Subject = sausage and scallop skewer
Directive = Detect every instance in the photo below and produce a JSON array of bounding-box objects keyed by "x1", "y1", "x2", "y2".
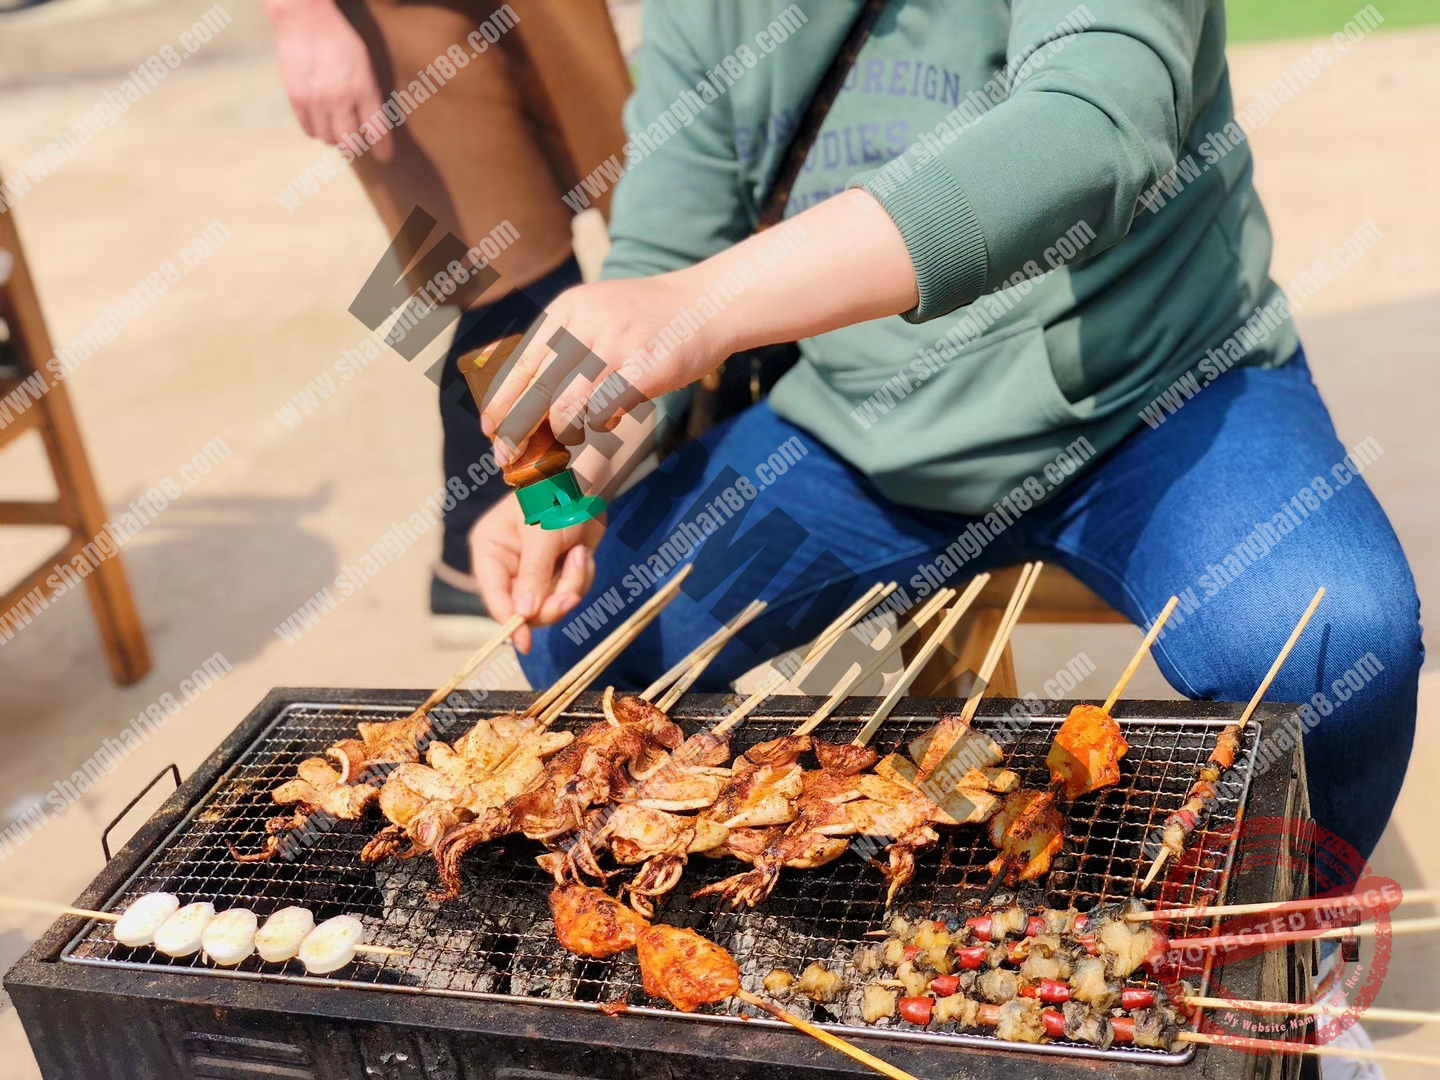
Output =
[{"x1": 1140, "y1": 587, "x2": 1326, "y2": 891}]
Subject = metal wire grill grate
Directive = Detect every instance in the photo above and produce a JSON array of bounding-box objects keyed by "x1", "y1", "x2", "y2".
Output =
[{"x1": 62, "y1": 699, "x2": 1256, "y2": 1064}]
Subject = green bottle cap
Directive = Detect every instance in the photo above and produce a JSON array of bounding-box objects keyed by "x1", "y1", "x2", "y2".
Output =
[{"x1": 514, "y1": 468, "x2": 607, "y2": 531}]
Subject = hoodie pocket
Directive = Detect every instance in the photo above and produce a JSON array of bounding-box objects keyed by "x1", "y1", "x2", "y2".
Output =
[{"x1": 839, "y1": 317, "x2": 1086, "y2": 476}]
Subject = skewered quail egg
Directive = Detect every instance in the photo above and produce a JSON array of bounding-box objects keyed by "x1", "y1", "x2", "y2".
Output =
[
  {"x1": 112, "y1": 892, "x2": 179, "y2": 948},
  {"x1": 201, "y1": 908, "x2": 258, "y2": 966},
  {"x1": 254, "y1": 905, "x2": 316, "y2": 963},
  {"x1": 153, "y1": 902, "x2": 216, "y2": 957}
]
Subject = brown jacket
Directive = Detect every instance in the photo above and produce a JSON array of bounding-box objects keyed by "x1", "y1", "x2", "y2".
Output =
[{"x1": 344, "y1": 0, "x2": 631, "y2": 298}]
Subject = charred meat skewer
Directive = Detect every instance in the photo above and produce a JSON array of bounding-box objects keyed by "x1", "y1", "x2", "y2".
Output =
[
  {"x1": 985, "y1": 594, "x2": 1180, "y2": 897},
  {"x1": 549, "y1": 885, "x2": 923, "y2": 1080},
  {"x1": 1142, "y1": 587, "x2": 1325, "y2": 891}
]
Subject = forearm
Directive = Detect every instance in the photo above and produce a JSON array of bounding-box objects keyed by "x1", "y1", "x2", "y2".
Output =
[
  {"x1": 483, "y1": 192, "x2": 917, "y2": 462},
  {"x1": 263, "y1": 0, "x2": 335, "y2": 22},
  {"x1": 680, "y1": 189, "x2": 919, "y2": 358}
]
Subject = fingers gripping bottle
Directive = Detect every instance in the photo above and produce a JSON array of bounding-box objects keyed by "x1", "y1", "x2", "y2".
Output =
[{"x1": 458, "y1": 333, "x2": 607, "y2": 531}]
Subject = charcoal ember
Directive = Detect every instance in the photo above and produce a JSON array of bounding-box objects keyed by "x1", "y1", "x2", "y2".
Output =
[{"x1": 508, "y1": 916, "x2": 582, "y2": 1000}]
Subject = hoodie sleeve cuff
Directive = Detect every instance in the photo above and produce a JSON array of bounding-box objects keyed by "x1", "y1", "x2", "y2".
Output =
[{"x1": 852, "y1": 159, "x2": 989, "y2": 323}]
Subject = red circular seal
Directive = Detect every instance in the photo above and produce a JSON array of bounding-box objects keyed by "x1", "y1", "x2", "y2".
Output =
[{"x1": 1145, "y1": 815, "x2": 1394, "y2": 1049}]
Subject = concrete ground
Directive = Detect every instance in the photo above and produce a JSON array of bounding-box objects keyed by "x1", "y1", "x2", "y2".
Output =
[{"x1": 0, "y1": 3, "x2": 1435, "y2": 1077}]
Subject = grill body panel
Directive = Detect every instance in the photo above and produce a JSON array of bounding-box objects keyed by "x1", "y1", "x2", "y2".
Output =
[{"x1": 7, "y1": 688, "x2": 1315, "y2": 1080}]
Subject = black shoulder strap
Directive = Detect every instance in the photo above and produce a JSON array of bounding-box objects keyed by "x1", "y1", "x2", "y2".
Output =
[{"x1": 755, "y1": 0, "x2": 888, "y2": 230}]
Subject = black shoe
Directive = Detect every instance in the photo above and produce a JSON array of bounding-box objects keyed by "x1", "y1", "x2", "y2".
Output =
[{"x1": 430, "y1": 573, "x2": 490, "y2": 617}]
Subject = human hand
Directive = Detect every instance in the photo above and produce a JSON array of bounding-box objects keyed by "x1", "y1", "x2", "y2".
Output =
[
  {"x1": 468, "y1": 495, "x2": 605, "y2": 654},
  {"x1": 479, "y1": 273, "x2": 730, "y2": 468},
  {"x1": 266, "y1": 0, "x2": 394, "y2": 162},
  {"x1": 477, "y1": 190, "x2": 917, "y2": 468}
]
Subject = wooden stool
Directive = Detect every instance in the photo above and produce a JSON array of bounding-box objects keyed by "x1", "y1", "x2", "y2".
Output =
[
  {"x1": 0, "y1": 200, "x2": 151, "y2": 684},
  {"x1": 920, "y1": 565, "x2": 1128, "y2": 698}
]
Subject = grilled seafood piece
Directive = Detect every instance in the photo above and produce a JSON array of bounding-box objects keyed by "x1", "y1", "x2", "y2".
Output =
[
  {"x1": 326, "y1": 714, "x2": 435, "y2": 783},
  {"x1": 1046, "y1": 704, "x2": 1129, "y2": 802},
  {"x1": 526, "y1": 695, "x2": 736, "y2": 908},
  {"x1": 550, "y1": 883, "x2": 649, "y2": 959},
  {"x1": 697, "y1": 732, "x2": 1020, "y2": 909},
  {"x1": 636, "y1": 923, "x2": 741, "y2": 1012},
  {"x1": 986, "y1": 788, "x2": 1066, "y2": 884},
  {"x1": 703, "y1": 744, "x2": 807, "y2": 829},
  {"x1": 431, "y1": 701, "x2": 685, "y2": 900},
  {"x1": 362, "y1": 728, "x2": 575, "y2": 863},
  {"x1": 694, "y1": 741, "x2": 875, "y2": 908},
  {"x1": 230, "y1": 757, "x2": 380, "y2": 862}
]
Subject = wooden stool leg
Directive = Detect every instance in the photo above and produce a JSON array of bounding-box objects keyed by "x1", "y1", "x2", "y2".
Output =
[
  {"x1": 1, "y1": 201, "x2": 151, "y2": 685},
  {"x1": 990, "y1": 641, "x2": 1019, "y2": 698},
  {"x1": 40, "y1": 391, "x2": 151, "y2": 684}
]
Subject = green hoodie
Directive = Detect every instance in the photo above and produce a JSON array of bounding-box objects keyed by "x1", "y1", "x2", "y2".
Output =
[{"x1": 601, "y1": 0, "x2": 1298, "y2": 514}]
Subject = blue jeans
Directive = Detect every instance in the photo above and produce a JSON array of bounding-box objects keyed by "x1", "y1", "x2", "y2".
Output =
[{"x1": 518, "y1": 352, "x2": 1421, "y2": 861}]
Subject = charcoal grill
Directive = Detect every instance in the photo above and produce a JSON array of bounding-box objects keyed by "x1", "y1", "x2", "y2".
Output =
[{"x1": 7, "y1": 688, "x2": 1318, "y2": 1080}]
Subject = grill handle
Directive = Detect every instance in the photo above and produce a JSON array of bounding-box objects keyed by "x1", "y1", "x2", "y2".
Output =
[{"x1": 102, "y1": 763, "x2": 180, "y2": 862}]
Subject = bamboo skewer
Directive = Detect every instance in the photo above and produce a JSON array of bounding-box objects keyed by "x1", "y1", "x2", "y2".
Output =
[
  {"x1": 1235, "y1": 586, "x2": 1328, "y2": 731},
  {"x1": 709, "y1": 584, "x2": 896, "y2": 740},
  {"x1": 1178, "y1": 1029, "x2": 1440, "y2": 1069},
  {"x1": 1103, "y1": 596, "x2": 1180, "y2": 713},
  {"x1": 654, "y1": 600, "x2": 768, "y2": 712},
  {"x1": 1170, "y1": 914, "x2": 1440, "y2": 952},
  {"x1": 789, "y1": 583, "x2": 897, "y2": 691},
  {"x1": 653, "y1": 601, "x2": 768, "y2": 711},
  {"x1": 791, "y1": 588, "x2": 957, "y2": 738},
  {"x1": 956, "y1": 562, "x2": 1043, "y2": 727},
  {"x1": 481, "y1": 569, "x2": 695, "y2": 781},
  {"x1": 1181, "y1": 994, "x2": 1440, "y2": 1027},
  {"x1": 524, "y1": 565, "x2": 694, "y2": 721},
  {"x1": 410, "y1": 614, "x2": 526, "y2": 721},
  {"x1": 535, "y1": 569, "x2": 695, "y2": 728},
  {"x1": 851, "y1": 574, "x2": 993, "y2": 748},
  {"x1": 641, "y1": 599, "x2": 768, "y2": 706},
  {"x1": 1126, "y1": 886, "x2": 1440, "y2": 923},
  {"x1": 0, "y1": 897, "x2": 408, "y2": 958},
  {"x1": 326, "y1": 613, "x2": 529, "y2": 784},
  {"x1": 734, "y1": 989, "x2": 922, "y2": 1080},
  {"x1": 1141, "y1": 586, "x2": 1327, "y2": 891}
]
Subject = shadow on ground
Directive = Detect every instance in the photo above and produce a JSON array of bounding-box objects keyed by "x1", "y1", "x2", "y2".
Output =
[{"x1": 0, "y1": 488, "x2": 335, "y2": 795}]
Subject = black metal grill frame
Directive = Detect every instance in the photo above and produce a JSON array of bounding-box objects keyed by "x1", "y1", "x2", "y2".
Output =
[{"x1": 57, "y1": 692, "x2": 1258, "y2": 1065}]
